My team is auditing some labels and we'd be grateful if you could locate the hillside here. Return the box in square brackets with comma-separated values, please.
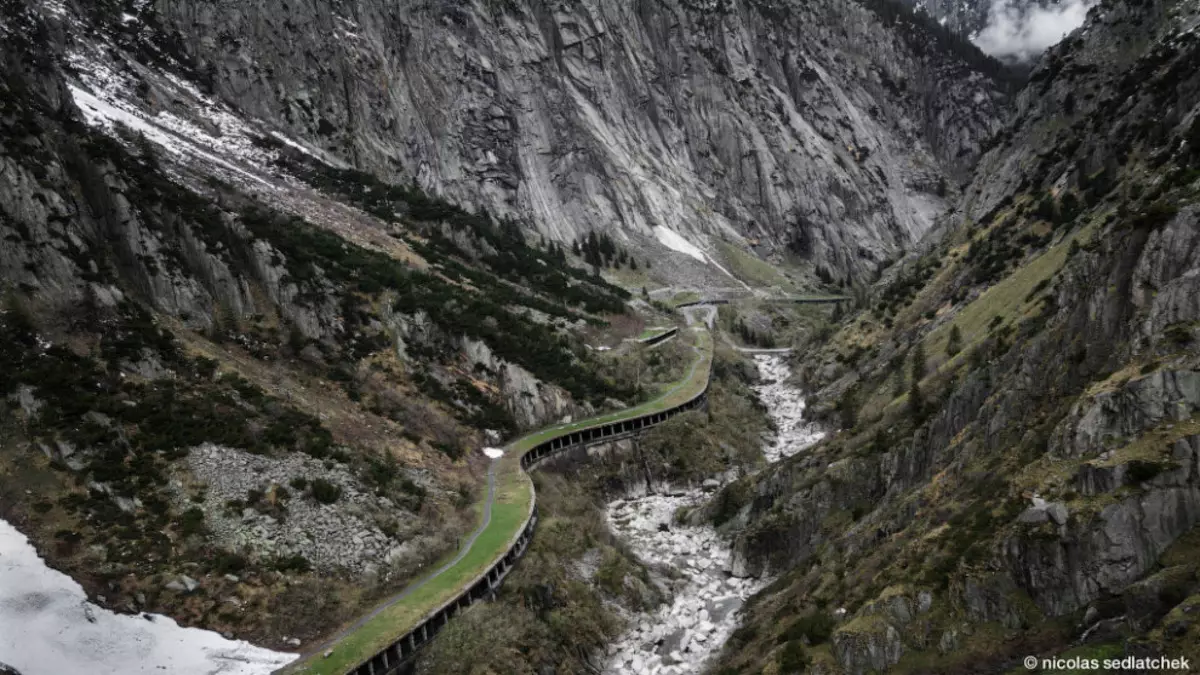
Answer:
[706, 0, 1200, 672]
[0, 0, 674, 657]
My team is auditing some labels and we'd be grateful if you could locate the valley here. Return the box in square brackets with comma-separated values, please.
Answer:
[3, 0, 1200, 674]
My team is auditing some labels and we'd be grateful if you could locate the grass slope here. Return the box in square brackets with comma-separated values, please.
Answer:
[287, 329, 713, 674]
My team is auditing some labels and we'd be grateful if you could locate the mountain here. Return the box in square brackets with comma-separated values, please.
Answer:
[707, 0, 1200, 671]
[49, 0, 1010, 285]
[0, 0, 668, 651]
[7, 0, 1199, 671]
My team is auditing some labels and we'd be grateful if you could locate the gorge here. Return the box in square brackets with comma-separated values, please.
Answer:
[3, 0, 1200, 674]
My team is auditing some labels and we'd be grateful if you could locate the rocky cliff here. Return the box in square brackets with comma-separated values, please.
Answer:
[0, 0, 656, 650]
[110, 0, 1010, 283]
[710, 0, 1200, 672]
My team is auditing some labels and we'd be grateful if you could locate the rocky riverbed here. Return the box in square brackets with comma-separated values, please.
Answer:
[601, 355, 824, 674]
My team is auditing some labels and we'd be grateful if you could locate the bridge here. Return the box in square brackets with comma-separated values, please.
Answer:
[283, 330, 713, 675]
[675, 295, 848, 309]
[636, 326, 679, 347]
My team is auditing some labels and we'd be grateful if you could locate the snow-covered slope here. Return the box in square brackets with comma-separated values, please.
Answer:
[0, 520, 295, 675]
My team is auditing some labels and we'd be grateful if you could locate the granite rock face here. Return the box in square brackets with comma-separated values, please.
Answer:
[145, 0, 1005, 281]
[711, 1, 1200, 672]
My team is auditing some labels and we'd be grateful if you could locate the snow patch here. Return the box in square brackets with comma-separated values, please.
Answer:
[68, 85, 275, 190]
[651, 227, 752, 290]
[483, 447, 505, 459]
[653, 226, 706, 263]
[0, 519, 295, 675]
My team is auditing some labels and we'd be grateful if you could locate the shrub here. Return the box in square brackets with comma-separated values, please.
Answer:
[779, 640, 810, 673]
[836, 386, 859, 431]
[946, 324, 963, 357]
[213, 552, 248, 575]
[1127, 460, 1168, 484]
[711, 481, 751, 527]
[275, 554, 312, 573]
[434, 442, 464, 461]
[310, 478, 342, 504]
[779, 612, 836, 645]
[289, 476, 309, 491]
[1164, 323, 1193, 347]
[179, 507, 206, 536]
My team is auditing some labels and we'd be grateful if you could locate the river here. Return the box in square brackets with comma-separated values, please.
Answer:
[601, 354, 824, 675]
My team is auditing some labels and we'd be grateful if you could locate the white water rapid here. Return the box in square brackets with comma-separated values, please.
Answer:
[601, 354, 824, 675]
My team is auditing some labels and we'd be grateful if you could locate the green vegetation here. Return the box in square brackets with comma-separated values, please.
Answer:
[715, 241, 795, 288]
[778, 611, 836, 645]
[420, 473, 653, 675]
[288, 329, 714, 675]
[946, 324, 963, 357]
[310, 478, 342, 504]
[278, 158, 630, 315]
[574, 230, 633, 272]
[927, 221, 1096, 361]
[859, 0, 1024, 89]
[733, 316, 778, 348]
[238, 207, 632, 407]
[637, 326, 673, 341]
[291, 462, 533, 675]
[778, 639, 811, 673]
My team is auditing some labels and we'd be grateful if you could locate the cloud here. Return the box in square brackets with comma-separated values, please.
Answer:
[973, 0, 1098, 61]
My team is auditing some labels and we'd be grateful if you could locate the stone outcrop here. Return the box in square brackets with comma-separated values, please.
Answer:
[1054, 370, 1200, 458]
[994, 436, 1200, 618]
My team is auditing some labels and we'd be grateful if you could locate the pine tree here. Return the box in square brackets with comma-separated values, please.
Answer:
[892, 367, 906, 399]
[946, 325, 963, 357]
[80, 283, 102, 330]
[572, 239, 581, 256]
[598, 232, 615, 259]
[584, 232, 602, 268]
[630, 258, 638, 271]
[641, 286, 649, 300]
[908, 379, 924, 420]
[837, 386, 858, 430]
[911, 340, 926, 382]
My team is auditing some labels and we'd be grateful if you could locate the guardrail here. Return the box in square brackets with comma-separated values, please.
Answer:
[343, 377, 711, 675]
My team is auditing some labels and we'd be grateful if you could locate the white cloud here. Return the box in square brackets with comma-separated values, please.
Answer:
[973, 0, 1098, 61]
